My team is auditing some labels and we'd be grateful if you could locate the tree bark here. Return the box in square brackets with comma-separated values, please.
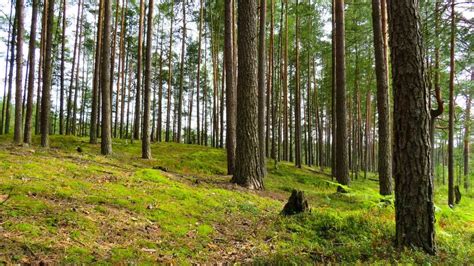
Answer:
[100, 0, 113, 155]
[177, 0, 186, 143]
[165, 0, 174, 142]
[142, 0, 154, 159]
[225, 0, 236, 174]
[335, 0, 349, 185]
[13, 0, 24, 143]
[232, 0, 264, 190]
[196, 0, 203, 145]
[372, 0, 392, 195]
[388, 0, 436, 254]
[40, 0, 55, 147]
[90, 0, 104, 144]
[447, 0, 455, 206]
[258, 0, 267, 172]
[134, 0, 145, 141]
[24, 0, 38, 144]
[464, 88, 471, 190]
[295, 0, 302, 168]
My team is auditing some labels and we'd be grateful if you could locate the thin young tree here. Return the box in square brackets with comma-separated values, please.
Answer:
[100, 0, 113, 155]
[41, 0, 55, 147]
[371, 0, 392, 195]
[388, 0, 436, 254]
[13, 0, 24, 143]
[335, 0, 349, 185]
[24, 0, 39, 144]
[165, 0, 174, 142]
[59, 0, 66, 135]
[142, 0, 154, 159]
[231, 0, 264, 190]
[225, 0, 236, 174]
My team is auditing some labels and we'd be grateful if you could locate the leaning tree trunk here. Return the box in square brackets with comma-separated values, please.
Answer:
[231, 0, 264, 190]
[388, 0, 436, 254]
[24, 0, 38, 144]
[371, 0, 392, 195]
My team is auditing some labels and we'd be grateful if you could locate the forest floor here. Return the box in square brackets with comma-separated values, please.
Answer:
[0, 135, 473, 264]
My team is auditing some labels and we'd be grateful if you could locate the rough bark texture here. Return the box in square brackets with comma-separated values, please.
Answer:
[335, 0, 349, 185]
[371, 0, 392, 195]
[294, 0, 302, 169]
[231, 0, 264, 190]
[388, 0, 436, 254]
[13, 0, 24, 143]
[41, 0, 55, 147]
[24, 0, 38, 144]
[281, 190, 309, 216]
[225, 0, 236, 175]
[100, 0, 113, 155]
[142, 0, 154, 159]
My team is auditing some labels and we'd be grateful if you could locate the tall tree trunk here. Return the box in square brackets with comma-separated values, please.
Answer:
[331, 0, 337, 178]
[66, 0, 83, 135]
[134, 0, 145, 140]
[177, 0, 186, 143]
[294, 0, 302, 168]
[117, 0, 127, 138]
[196, 0, 203, 145]
[372, 0, 392, 195]
[388, 0, 436, 254]
[282, 0, 289, 161]
[0, 2, 13, 135]
[142, 0, 154, 159]
[225, 0, 236, 174]
[447, 0, 455, 206]
[72, 4, 84, 135]
[268, 0, 274, 159]
[464, 85, 471, 190]
[100, 0, 113, 155]
[24, 0, 38, 144]
[258, 0, 267, 172]
[166, 0, 174, 142]
[90, 0, 104, 144]
[157, 32, 164, 142]
[335, 0, 349, 185]
[232, 0, 264, 190]
[40, 0, 55, 147]
[13, 0, 24, 143]
[59, 0, 66, 135]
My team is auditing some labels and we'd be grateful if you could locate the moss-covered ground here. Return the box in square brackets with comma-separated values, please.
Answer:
[0, 135, 472, 264]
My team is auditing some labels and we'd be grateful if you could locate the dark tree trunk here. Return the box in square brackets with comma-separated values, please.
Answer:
[90, 0, 103, 144]
[231, 0, 264, 190]
[24, 0, 38, 144]
[388, 0, 436, 254]
[59, 0, 66, 135]
[13, 0, 24, 143]
[225, 0, 236, 174]
[335, 0, 349, 185]
[166, 0, 174, 142]
[177, 0, 186, 143]
[196, 0, 203, 144]
[282, 0, 289, 161]
[464, 90, 471, 190]
[40, 0, 55, 147]
[331, 0, 337, 178]
[372, 0, 392, 195]
[0, 2, 13, 135]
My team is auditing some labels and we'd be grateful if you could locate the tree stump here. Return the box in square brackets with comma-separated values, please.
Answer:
[455, 185, 461, 204]
[281, 190, 309, 216]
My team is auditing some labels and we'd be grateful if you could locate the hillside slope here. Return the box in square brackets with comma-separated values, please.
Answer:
[0, 135, 472, 264]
